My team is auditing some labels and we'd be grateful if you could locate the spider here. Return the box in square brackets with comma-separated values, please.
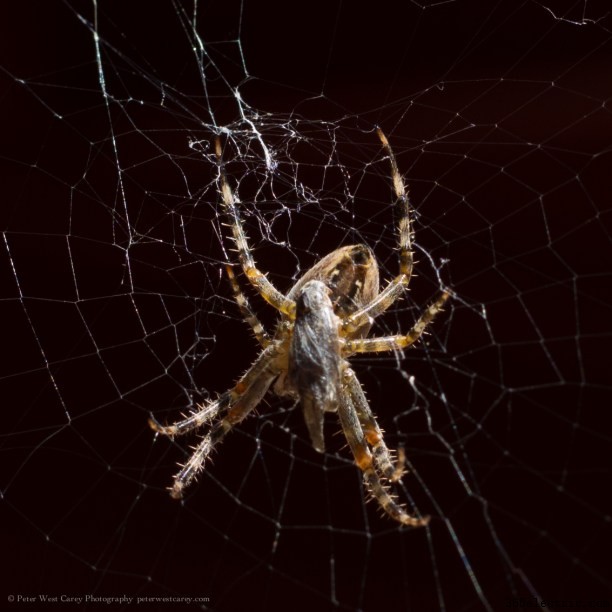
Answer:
[149, 129, 450, 526]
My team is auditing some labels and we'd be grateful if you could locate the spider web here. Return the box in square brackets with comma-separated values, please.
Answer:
[1, 0, 611, 610]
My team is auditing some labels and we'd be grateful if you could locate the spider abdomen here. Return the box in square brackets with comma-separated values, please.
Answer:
[288, 280, 343, 452]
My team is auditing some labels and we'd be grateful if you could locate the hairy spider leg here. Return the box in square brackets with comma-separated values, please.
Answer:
[149, 395, 231, 438]
[342, 368, 406, 482]
[149, 344, 280, 437]
[215, 137, 296, 318]
[343, 128, 414, 333]
[343, 290, 450, 354]
[167, 365, 279, 499]
[225, 264, 271, 347]
[337, 369, 430, 527]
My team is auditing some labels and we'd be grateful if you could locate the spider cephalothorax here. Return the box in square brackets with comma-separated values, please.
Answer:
[149, 129, 450, 526]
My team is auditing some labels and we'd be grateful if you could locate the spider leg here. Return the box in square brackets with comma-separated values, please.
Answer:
[343, 368, 405, 482]
[168, 367, 278, 499]
[149, 394, 230, 438]
[338, 367, 429, 527]
[149, 344, 280, 437]
[225, 264, 271, 347]
[215, 137, 296, 318]
[343, 290, 450, 355]
[343, 128, 414, 334]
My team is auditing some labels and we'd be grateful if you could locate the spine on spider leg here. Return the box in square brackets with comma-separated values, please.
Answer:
[343, 368, 408, 483]
[376, 128, 414, 281]
[341, 129, 417, 335]
[166, 355, 280, 499]
[148, 393, 233, 437]
[168, 421, 231, 500]
[370, 442, 407, 483]
[390, 447, 407, 483]
[362, 467, 430, 527]
[344, 290, 451, 354]
[338, 379, 428, 527]
[213, 137, 295, 318]
[214, 141, 257, 283]
[407, 290, 451, 343]
[169, 435, 214, 499]
[225, 264, 270, 347]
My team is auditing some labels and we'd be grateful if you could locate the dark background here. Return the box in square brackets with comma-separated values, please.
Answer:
[1, 1, 612, 610]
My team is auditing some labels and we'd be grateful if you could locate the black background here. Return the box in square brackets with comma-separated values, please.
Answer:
[1, 1, 612, 611]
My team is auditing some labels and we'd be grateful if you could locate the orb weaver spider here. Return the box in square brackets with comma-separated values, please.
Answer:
[149, 128, 450, 526]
